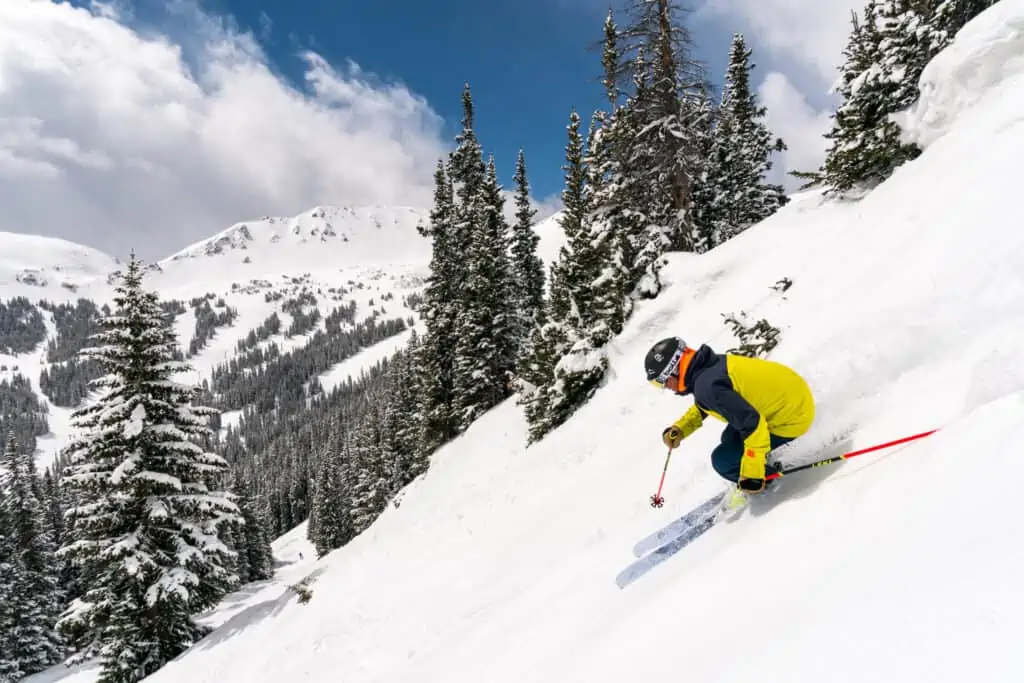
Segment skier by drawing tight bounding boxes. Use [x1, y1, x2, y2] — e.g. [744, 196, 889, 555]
[645, 337, 815, 494]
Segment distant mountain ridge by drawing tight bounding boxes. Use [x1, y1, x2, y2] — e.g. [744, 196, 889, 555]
[0, 203, 564, 472]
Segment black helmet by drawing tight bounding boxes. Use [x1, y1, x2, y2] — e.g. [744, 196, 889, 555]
[645, 337, 686, 385]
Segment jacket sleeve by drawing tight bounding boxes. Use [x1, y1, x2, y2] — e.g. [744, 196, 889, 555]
[672, 404, 705, 439]
[704, 377, 771, 461]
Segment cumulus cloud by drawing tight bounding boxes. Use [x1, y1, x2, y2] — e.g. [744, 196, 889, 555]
[497, 190, 563, 232]
[698, 0, 862, 86]
[0, 1, 448, 259]
[532, 193, 564, 222]
[759, 72, 833, 185]
[695, 0, 864, 189]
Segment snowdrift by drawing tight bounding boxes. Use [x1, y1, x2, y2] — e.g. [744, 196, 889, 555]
[32, 3, 1024, 683]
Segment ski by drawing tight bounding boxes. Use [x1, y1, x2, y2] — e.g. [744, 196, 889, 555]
[615, 508, 721, 589]
[631, 491, 726, 558]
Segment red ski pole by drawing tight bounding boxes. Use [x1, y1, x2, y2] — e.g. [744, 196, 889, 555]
[766, 428, 938, 481]
[650, 447, 673, 508]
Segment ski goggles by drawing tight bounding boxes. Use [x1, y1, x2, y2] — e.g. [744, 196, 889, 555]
[648, 347, 684, 390]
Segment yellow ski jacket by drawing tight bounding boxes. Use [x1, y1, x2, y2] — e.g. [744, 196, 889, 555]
[671, 345, 815, 464]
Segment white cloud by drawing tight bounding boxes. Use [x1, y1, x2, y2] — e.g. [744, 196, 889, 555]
[498, 191, 563, 230]
[532, 193, 564, 223]
[698, 0, 862, 87]
[759, 72, 833, 189]
[0, 1, 449, 260]
[695, 0, 862, 187]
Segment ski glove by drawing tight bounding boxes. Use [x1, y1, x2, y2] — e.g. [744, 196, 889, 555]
[662, 425, 684, 449]
[662, 405, 705, 449]
[738, 448, 767, 493]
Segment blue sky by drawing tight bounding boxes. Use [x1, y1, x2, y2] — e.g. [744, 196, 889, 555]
[120, 0, 779, 200]
[2, 1, 855, 257]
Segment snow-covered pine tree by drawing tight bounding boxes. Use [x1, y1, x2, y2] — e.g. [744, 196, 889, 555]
[231, 474, 274, 582]
[384, 339, 428, 494]
[56, 254, 239, 683]
[818, 0, 955, 193]
[585, 108, 640, 339]
[520, 7, 721, 443]
[453, 156, 517, 428]
[601, 9, 623, 107]
[521, 109, 609, 443]
[817, 5, 888, 193]
[551, 109, 590, 327]
[584, 12, 647, 336]
[348, 405, 387, 534]
[0, 435, 63, 676]
[509, 150, 545, 353]
[307, 447, 353, 558]
[0, 484, 24, 683]
[518, 112, 586, 440]
[285, 452, 308, 527]
[685, 87, 719, 254]
[617, 0, 709, 252]
[417, 161, 460, 451]
[40, 468, 65, 551]
[698, 34, 787, 246]
[395, 333, 429, 484]
[47, 463, 84, 608]
[934, 0, 998, 39]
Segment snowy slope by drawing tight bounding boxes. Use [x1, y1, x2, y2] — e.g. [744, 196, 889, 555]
[0, 205, 435, 469]
[153, 205, 431, 291]
[0, 231, 118, 298]
[1, 201, 565, 471]
[21, 3, 1015, 682]
[531, 210, 568, 268]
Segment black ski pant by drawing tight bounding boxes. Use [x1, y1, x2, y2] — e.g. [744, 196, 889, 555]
[710, 426, 794, 482]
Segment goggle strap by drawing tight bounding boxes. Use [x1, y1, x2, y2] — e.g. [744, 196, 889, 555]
[655, 347, 684, 385]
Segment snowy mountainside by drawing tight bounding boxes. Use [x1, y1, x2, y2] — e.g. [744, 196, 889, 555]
[28, 3, 1019, 682]
[0, 202, 565, 471]
[0, 205, 434, 471]
[158, 205, 431, 283]
[0, 231, 119, 298]
[530, 210, 568, 267]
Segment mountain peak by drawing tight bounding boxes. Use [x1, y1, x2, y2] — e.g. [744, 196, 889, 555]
[0, 231, 118, 294]
[161, 205, 431, 272]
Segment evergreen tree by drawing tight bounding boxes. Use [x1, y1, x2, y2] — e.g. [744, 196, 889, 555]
[617, 0, 709, 251]
[816, 5, 888, 193]
[231, 475, 273, 582]
[0, 485, 24, 683]
[450, 83, 489, 214]
[686, 89, 720, 254]
[417, 161, 460, 451]
[509, 150, 545, 353]
[934, 0, 998, 38]
[446, 85, 514, 428]
[419, 83, 517, 439]
[453, 156, 517, 428]
[349, 407, 387, 534]
[601, 9, 622, 107]
[307, 448, 353, 558]
[817, 0, 952, 193]
[56, 255, 240, 683]
[41, 468, 65, 550]
[391, 334, 429, 486]
[0, 435, 63, 676]
[521, 110, 608, 442]
[697, 34, 787, 246]
[585, 12, 660, 330]
[552, 109, 591, 326]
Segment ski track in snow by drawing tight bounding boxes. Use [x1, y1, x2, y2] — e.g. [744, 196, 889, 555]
[22, 3, 1024, 682]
